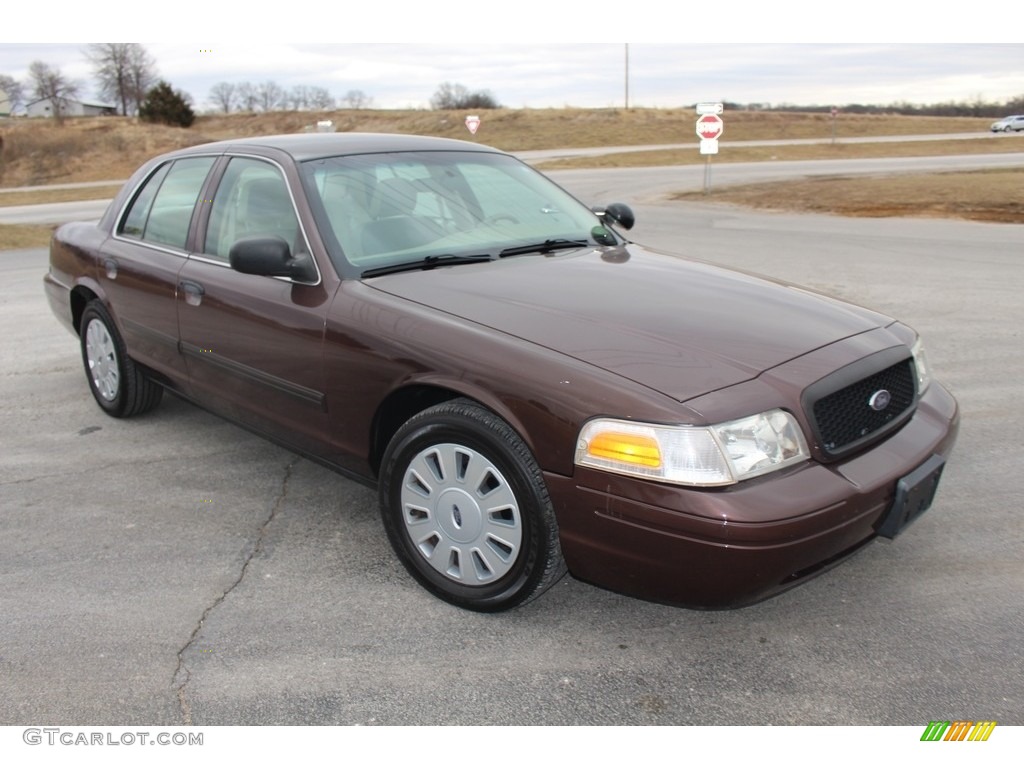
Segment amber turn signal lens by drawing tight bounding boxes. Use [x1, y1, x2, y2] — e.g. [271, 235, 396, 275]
[586, 431, 663, 468]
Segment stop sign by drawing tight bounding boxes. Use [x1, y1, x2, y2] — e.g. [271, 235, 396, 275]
[696, 114, 724, 140]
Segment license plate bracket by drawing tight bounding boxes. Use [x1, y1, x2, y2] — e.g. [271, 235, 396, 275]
[877, 454, 946, 539]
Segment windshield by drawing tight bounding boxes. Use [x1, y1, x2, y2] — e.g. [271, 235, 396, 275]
[299, 150, 616, 274]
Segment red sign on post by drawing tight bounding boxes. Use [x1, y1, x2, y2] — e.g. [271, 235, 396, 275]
[696, 114, 724, 140]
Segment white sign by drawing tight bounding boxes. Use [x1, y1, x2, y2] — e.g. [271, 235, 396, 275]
[465, 115, 481, 135]
[696, 114, 724, 140]
[700, 138, 719, 155]
[696, 102, 724, 115]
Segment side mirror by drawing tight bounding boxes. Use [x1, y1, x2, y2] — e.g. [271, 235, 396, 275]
[592, 203, 635, 231]
[603, 203, 635, 231]
[229, 236, 317, 283]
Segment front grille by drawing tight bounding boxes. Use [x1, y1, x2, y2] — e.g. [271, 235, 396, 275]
[805, 351, 917, 459]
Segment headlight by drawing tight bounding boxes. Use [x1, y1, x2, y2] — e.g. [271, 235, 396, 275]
[911, 336, 931, 394]
[575, 409, 809, 487]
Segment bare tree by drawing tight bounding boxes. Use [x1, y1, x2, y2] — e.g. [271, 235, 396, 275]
[430, 82, 500, 110]
[287, 85, 310, 111]
[342, 89, 372, 109]
[256, 81, 285, 112]
[308, 86, 335, 110]
[126, 45, 158, 114]
[86, 43, 157, 116]
[28, 61, 80, 123]
[0, 74, 24, 114]
[430, 82, 465, 110]
[212, 80, 337, 113]
[236, 82, 258, 112]
[208, 81, 236, 114]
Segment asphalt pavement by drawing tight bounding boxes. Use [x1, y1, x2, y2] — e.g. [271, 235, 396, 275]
[1, 193, 1022, 726]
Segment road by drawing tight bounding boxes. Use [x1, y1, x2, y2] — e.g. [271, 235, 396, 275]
[517, 129, 1022, 162]
[3, 144, 1024, 225]
[548, 152, 1024, 205]
[1, 185, 1021, 726]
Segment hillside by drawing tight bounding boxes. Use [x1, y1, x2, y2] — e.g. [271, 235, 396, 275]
[0, 108, 998, 188]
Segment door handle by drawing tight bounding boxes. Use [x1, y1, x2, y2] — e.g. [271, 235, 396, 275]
[179, 280, 205, 306]
[103, 259, 118, 279]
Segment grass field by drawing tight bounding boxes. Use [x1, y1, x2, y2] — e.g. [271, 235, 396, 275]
[1, 109, 1021, 250]
[534, 136, 1024, 170]
[674, 168, 1023, 224]
[0, 109, 1007, 187]
[0, 224, 57, 250]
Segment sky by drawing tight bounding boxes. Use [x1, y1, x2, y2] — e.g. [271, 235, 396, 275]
[2, 6, 1021, 113]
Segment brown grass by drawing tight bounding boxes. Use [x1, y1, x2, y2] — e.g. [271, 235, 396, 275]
[536, 136, 1024, 170]
[672, 169, 1024, 224]
[0, 184, 123, 206]
[0, 119, 215, 186]
[0, 224, 57, 250]
[0, 109, 1004, 188]
[1, 111, 1020, 248]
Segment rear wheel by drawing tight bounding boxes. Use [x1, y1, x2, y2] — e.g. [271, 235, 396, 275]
[379, 399, 566, 611]
[80, 301, 163, 417]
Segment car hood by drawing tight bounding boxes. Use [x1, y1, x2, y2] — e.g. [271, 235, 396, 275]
[366, 245, 889, 402]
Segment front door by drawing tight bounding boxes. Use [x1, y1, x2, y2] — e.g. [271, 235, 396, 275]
[176, 156, 335, 454]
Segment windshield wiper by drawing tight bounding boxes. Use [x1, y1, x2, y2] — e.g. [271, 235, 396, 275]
[361, 253, 492, 278]
[499, 238, 591, 258]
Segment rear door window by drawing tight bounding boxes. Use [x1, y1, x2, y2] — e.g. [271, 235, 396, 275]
[119, 157, 215, 250]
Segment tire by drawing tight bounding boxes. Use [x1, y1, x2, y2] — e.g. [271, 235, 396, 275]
[379, 399, 566, 612]
[80, 301, 163, 417]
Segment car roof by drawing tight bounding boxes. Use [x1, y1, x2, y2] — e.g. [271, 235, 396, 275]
[174, 132, 501, 162]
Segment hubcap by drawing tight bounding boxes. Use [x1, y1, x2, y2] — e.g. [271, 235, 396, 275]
[85, 319, 119, 402]
[400, 443, 522, 585]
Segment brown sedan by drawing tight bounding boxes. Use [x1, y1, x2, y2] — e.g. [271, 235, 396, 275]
[43, 134, 959, 611]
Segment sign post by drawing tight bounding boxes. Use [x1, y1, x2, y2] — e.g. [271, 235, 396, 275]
[696, 106, 724, 195]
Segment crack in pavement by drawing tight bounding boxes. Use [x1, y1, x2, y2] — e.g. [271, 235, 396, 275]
[1, 444, 276, 488]
[173, 456, 299, 725]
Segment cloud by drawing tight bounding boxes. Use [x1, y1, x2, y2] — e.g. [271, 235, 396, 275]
[2, 42, 1022, 112]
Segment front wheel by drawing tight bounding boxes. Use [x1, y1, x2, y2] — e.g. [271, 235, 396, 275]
[379, 399, 566, 611]
[80, 301, 163, 417]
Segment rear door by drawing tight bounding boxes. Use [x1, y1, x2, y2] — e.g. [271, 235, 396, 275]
[101, 156, 217, 384]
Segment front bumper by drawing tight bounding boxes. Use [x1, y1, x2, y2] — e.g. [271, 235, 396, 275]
[546, 381, 959, 608]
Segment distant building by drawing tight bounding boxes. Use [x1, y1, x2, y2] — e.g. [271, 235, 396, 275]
[25, 98, 117, 118]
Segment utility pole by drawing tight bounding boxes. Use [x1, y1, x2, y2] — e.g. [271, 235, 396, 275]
[624, 44, 630, 110]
